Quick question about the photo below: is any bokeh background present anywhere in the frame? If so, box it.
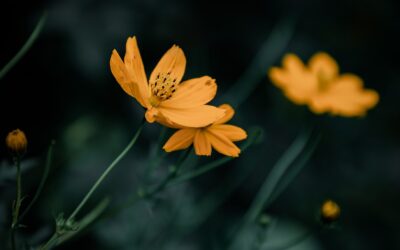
[1,0,400,249]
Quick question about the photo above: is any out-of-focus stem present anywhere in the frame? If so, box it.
[11,157,22,250]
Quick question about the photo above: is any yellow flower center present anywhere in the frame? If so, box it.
[317,71,333,91]
[149,96,161,107]
[150,72,178,101]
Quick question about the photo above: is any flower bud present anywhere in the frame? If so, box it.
[6,129,27,155]
[320,199,340,223]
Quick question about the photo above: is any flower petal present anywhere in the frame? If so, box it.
[154,113,184,129]
[309,74,379,116]
[209,124,247,141]
[205,129,241,157]
[110,49,149,108]
[214,104,235,124]
[269,54,319,105]
[124,37,150,107]
[160,76,217,109]
[309,52,339,81]
[145,107,158,123]
[163,128,196,152]
[194,130,212,156]
[110,50,136,97]
[157,105,225,128]
[283,53,306,74]
[149,45,186,85]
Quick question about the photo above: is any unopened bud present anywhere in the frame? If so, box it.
[320,199,340,223]
[6,129,27,156]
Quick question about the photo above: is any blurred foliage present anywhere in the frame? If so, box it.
[1,0,400,249]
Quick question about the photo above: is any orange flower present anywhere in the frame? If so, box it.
[269,52,379,117]
[110,36,225,127]
[163,104,247,157]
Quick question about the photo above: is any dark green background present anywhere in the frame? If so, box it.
[1,0,399,249]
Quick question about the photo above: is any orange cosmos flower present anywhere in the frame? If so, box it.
[269,52,379,117]
[163,104,247,157]
[110,36,225,127]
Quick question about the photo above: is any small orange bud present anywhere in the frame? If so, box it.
[6,129,27,155]
[321,200,340,223]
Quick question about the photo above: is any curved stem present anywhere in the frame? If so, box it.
[266,229,312,250]
[148,148,191,195]
[0,12,47,80]
[243,129,312,226]
[19,141,55,222]
[11,157,22,250]
[38,233,58,250]
[12,159,22,226]
[228,129,315,250]
[103,148,192,219]
[104,128,262,220]
[67,119,145,222]
[221,16,295,108]
[169,127,262,186]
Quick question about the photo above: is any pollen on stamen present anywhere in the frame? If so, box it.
[150,72,179,100]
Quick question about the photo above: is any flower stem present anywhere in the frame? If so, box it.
[66,118,145,222]
[0,12,47,80]
[168,127,262,186]
[148,148,191,195]
[19,141,55,223]
[103,148,192,219]
[243,129,312,225]
[10,157,22,250]
[266,229,312,250]
[38,233,58,250]
[228,128,315,250]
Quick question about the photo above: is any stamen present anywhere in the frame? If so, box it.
[150,72,178,100]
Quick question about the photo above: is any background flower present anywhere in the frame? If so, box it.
[269,52,379,117]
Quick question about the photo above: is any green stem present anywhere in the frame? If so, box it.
[228,129,314,250]
[267,133,320,207]
[11,157,22,250]
[0,12,47,80]
[144,126,167,181]
[19,141,55,222]
[148,148,191,195]
[38,233,58,250]
[107,127,263,219]
[67,119,145,222]
[266,230,312,250]
[12,159,22,226]
[103,148,192,219]
[243,129,312,226]
[221,16,295,108]
[56,198,110,246]
[169,157,230,186]
[169,127,262,186]
[11,230,16,250]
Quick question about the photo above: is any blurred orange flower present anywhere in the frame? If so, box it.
[163,104,247,157]
[110,36,225,127]
[269,52,379,117]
